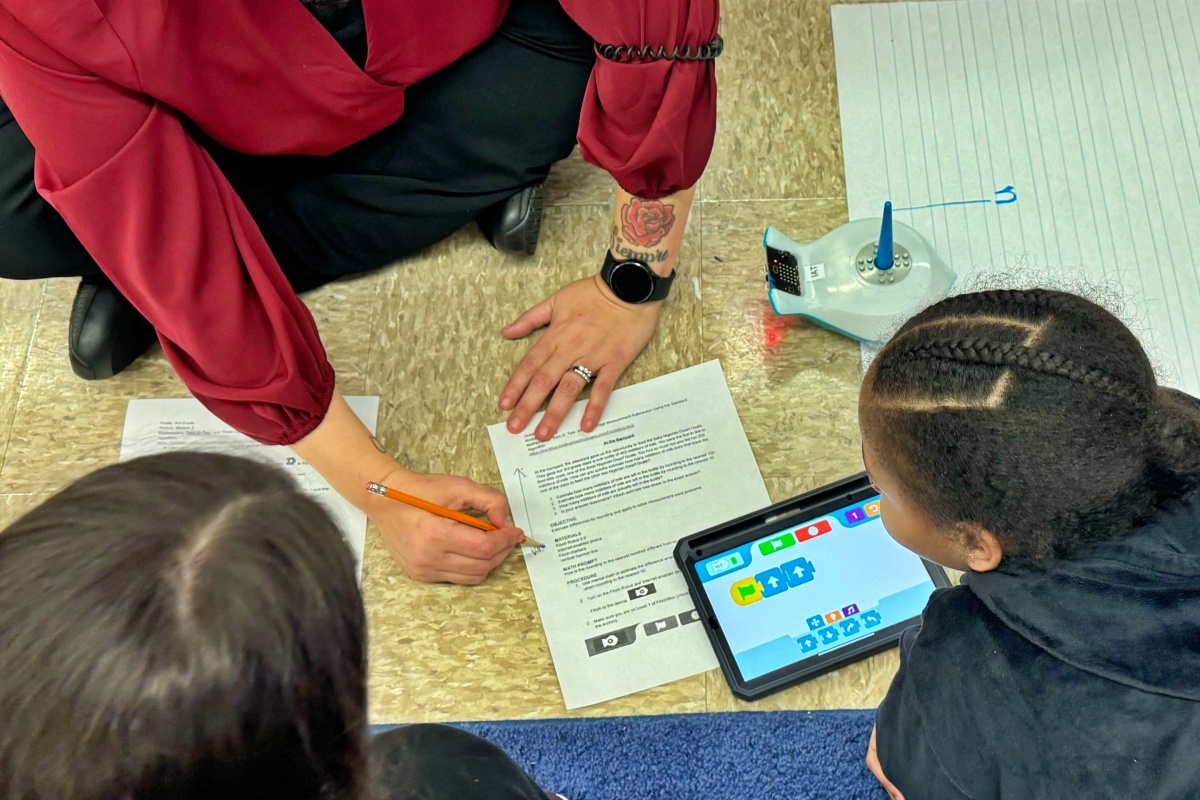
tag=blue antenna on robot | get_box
[874,201,894,271]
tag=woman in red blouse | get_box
[0,0,718,584]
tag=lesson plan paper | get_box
[119,397,380,580]
[488,361,770,709]
[833,0,1200,395]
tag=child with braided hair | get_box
[858,289,1200,800]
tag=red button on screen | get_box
[796,519,832,540]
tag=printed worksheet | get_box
[119,397,380,579]
[834,0,1200,395]
[488,361,770,709]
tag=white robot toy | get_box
[764,202,956,343]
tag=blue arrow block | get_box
[839,618,861,636]
[781,557,816,587]
[819,627,840,644]
[861,610,882,628]
[798,634,820,652]
[755,567,788,598]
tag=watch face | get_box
[610,261,656,303]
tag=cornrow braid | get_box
[969,288,1083,314]
[892,288,1098,340]
[895,338,1148,404]
[863,289,1199,561]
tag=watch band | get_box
[601,252,676,304]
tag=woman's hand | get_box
[365,466,526,585]
[499,184,695,440]
[499,274,660,440]
[866,725,906,800]
[292,389,524,584]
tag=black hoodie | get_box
[876,497,1200,798]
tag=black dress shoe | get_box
[477,183,545,256]
[68,276,157,380]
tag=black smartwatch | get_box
[600,252,676,304]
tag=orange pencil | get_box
[366,482,544,548]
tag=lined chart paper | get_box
[833,0,1200,394]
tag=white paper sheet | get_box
[834,0,1200,395]
[488,361,769,709]
[119,397,380,579]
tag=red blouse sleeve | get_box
[558,0,720,200]
[0,20,333,446]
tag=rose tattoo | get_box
[621,198,676,248]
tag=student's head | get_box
[859,289,1200,570]
[0,453,368,800]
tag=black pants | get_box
[0,0,593,293]
[374,725,549,800]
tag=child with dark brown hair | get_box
[0,452,562,800]
[859,289,1200,799]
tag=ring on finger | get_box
[572,365,595,385]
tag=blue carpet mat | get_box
[375,710,886,800]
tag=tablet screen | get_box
[694,496,938,682]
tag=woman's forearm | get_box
[610,185,696,277]
[290,388,399,511]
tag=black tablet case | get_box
[674,473,951,701]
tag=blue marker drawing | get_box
[892,185,1018,213]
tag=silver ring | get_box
[572,365,594,384]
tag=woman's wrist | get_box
[609,185,695,278]
[291,388,405,512]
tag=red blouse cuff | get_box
[193,363,336,447]
[577,58,717,199]
[561,1,720,199]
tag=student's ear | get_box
[957,523,1003,572]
